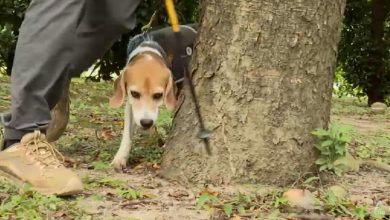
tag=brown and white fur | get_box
[109,52,176,170]
[108,24,198,170]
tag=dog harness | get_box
[126,25,198,84]
[127,35,169,65]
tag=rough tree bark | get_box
[367,0,390,106]
[161,0,346,185]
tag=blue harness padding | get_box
[126,34,169,65]
[126,24,198,83]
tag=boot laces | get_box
[25,131,65,168]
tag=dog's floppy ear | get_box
[164,74,176,110]
[109,70,126,108]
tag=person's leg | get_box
[0,0,87,195]
[70,0,140,77]
[0,0,140,195]
[41,0,140,143]
[2,0,86,146]
[2,0,141,148]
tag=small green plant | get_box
[302,176,320,190]
[356,144,376,159]
[228,193,255,215]
[371,204,386,220]
[117,188,143,200]
[312,123,352,176]
[82,175,126,189]
[156,108,173,138]
[0,179,85,219]
[196,192,258,217]
[322,189,352,216]
[270,191,289,209]
[91,160,110,170]
[195,192,221,210]
[353,205,368,220]
[320,189,368,220]
[128,144,164,164]
[117,188,155,200]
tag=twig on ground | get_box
[119,199,158,207]
[280,213,335,220]
[238,213,335,220]
[362,160,390,173]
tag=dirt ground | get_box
[0,77,389,220]
[74,115,390,220]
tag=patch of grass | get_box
[270,191,289,209]
[117,188,142,200]
[156,108,173,138]
[58,79,172,167]
[301,176,321,190]
[83,175,156,201]
[90,160,111,171]
[331,97,369,116]
[116,188,155,200]
[354,132,390,163]
[0,76,10,112]
[82,175,126,190]
[128,144,164,165]
[194,187,382,220]
[196,192,221,211]
[195,189,288,218]
[332,96,390,121]
[0,179,87,219]
[318,188,368,219]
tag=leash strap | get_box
[164,0,212,155]
[141,10,158,34]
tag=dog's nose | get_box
[140,119,153,129]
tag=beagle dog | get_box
[109,24,198,170]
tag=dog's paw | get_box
[110,156,128,172]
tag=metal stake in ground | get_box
[165,0,212,155]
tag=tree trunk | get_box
[367,0,390,106]
[161,0,346,186]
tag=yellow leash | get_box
[165,0,180,32]
[164,0,212,155]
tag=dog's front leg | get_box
[111,100,135,171]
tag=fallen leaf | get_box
[134,164,145,170]
[168,189,189,198]
[283,189,317,210]
[199,185,219,197]
[344,152,360,172]
[152,163,161,169]
[101,128,114,140]
[230,215,241,220]
[328,185,347,199]
[54,211,67,217]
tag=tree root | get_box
[361,160,390,173]
[238,213,334,220]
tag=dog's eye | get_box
[152,92,163,100]
[130,91,141,99]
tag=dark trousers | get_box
[1,0,140,140]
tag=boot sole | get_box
[36,177,84,196]
[0,169,83,196]
[0,168,29,188]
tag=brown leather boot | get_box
[0,131,83,196]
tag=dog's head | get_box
[109,52,176,130]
